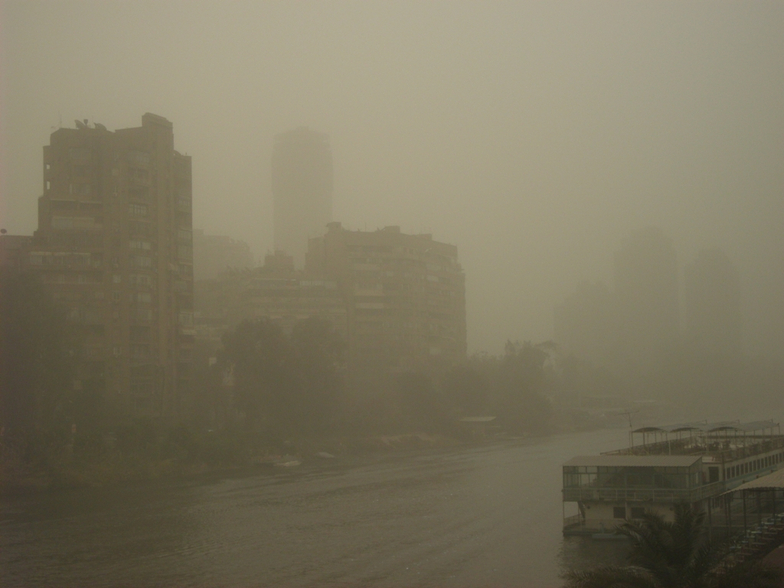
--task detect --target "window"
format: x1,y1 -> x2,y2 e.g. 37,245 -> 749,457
129,274 -> 153,287
133,308 -> 152,323
129,204 -> 147,216
630,507 -> 645,520
126,151 -> 150,166
130,256 -> 152,268
113,346 -> 122,357
135,292 -> 152,303
111,291 -> 121,302
613,507 -> 626,519
129,240 -> 152,251
113,274 -> 122,284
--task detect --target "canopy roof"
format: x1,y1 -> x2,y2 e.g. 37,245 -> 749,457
723,469 -> 784,493
564,455 -> 701,468
631,420 -> 779,435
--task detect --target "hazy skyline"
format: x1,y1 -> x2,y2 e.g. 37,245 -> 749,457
2,1 -> 782,356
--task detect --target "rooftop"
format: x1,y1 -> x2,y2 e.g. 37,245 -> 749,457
564,455 -> 701,468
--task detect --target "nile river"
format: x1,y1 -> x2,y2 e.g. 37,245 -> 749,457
1,428 -> 630,587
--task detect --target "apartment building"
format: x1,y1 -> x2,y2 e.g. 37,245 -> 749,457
30,114 -> 193,418
306,223 -> 466,378
195,251 -> 348,350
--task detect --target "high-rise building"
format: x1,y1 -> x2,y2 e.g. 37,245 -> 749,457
684,248 -> 741,356
613,227 -> 679,372
306,223 -> 467,378
29,114 -> 193,418
553,280 -> 618,369
271,127 -> 333,268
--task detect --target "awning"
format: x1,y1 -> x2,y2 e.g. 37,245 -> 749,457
722,469 -> 784,494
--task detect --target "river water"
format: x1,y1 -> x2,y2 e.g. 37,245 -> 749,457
1,428 -> 630,588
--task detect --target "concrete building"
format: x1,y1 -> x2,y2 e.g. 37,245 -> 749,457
29,114 -> 193,418
271,127 -> 333,268
0,234 -> 33,269
684,248 -> 742,356
192,228 -> 254,280
553,280 -> 618,370
194,250 -> 348,350
306,223 -> 467,379
613,227 -> 679,373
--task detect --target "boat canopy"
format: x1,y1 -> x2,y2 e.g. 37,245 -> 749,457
631,420 -> 779,435
721,468 -> 784,494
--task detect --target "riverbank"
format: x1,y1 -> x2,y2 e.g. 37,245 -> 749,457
1,409 -> 608,494
0,430 -> 474,493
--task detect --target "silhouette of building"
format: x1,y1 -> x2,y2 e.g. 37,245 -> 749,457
271,127 -> 333,268
306,223 -> 467,378
194,250 -> 348,350
684,248 -> 741,356
0,234 -> 33,269
553,280 -> 618,369
613,227 -> 679,373
192,228 -> 254,280
28,114 -> 193,418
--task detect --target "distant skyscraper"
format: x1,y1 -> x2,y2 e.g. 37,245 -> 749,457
271,128 -> 333,268
554,280 -> 618,369
614,227 -> 679,372
684,248 -> 741,356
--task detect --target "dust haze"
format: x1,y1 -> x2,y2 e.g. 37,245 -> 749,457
2,0 -> 783,358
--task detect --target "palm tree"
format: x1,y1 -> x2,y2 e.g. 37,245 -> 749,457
564,503 -> 781,588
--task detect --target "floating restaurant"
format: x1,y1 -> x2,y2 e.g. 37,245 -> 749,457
563,420 -> 784,536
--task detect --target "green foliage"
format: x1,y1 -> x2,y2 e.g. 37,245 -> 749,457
0,268 -> 76,432
393,372 -> 446,432
218,317 -> 345,435
442,364 -> 489,415
564,504 -> 781,588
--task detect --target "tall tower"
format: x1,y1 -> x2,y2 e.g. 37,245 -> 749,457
684,248 -> 741,356
613,227 -> 679,373
32,114 -> 193,419
271,127 -> 333,268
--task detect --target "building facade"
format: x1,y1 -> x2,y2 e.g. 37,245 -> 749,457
553,280 -> 618,370
306,223 -> 467,379
271,127 -> 333,268
192,228 -> 254,281
195,251 -> 348,351
684,248 -> 742,356
613,227 -> 679,373
30,114 -> 193,418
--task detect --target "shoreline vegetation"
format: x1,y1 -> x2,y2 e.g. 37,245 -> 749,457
0,420 -> 593,494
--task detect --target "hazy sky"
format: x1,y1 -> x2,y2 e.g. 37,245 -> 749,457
2,1 -> 782,356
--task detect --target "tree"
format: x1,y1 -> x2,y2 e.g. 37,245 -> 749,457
219,318 -> 293,431
289,317 -> 345,434
564,503 -> 781,588
442,364 -> 489,415
218,317 -> 346,435
0,269 -> 75,432
493,341 -> 554,434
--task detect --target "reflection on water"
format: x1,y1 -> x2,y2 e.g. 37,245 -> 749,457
558,535 -> 629,577
1,429 -> 629,588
